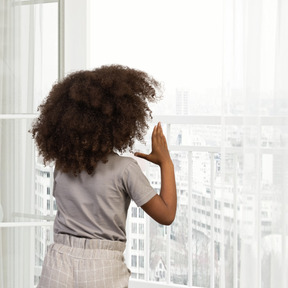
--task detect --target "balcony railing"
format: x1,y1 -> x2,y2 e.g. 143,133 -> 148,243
0,114 -> 287,288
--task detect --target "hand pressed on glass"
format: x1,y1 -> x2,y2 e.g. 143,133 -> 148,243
135,122 -> 177,225
135,122 -> 171,167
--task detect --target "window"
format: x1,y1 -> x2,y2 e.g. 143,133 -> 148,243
131,223 -> 137,234
131,207 -> 137,218
139,256 -> 144,268
132,239 -> 137,250
139,239 -> 144,251
131,255 -> 137,267
138,224 -> 144,234
1,1 -> 287,288
139,208 -> 144,218
138,273 -> 145,280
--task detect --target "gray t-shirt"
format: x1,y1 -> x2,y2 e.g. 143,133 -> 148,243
53,153 -> 156,242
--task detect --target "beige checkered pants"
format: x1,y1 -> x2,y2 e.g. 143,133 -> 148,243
37,234 -> 131,288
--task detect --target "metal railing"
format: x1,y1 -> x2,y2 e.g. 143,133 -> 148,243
1,114 -> 287,288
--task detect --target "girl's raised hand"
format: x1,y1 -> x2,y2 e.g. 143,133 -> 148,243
134,122 -> 172,166
135,122 -> 177,225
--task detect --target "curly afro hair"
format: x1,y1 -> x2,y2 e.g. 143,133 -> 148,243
31,64 -> 161,175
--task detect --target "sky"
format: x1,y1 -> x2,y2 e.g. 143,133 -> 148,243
88,0 -> 278,116
89,0 -> 224,94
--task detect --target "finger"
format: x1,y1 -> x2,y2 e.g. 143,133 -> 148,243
152,124 -> 159,145
152,125 -> 157,139
157,122 -> 164,137
157,123 -> 166,142
155,122 -> 161,139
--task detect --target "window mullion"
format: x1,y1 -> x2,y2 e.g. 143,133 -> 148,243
58,0 -> 65,80
210,152 -> 215,287
233,153 -> 238,288
0,222 -> 53,228
188,151 -> 193,286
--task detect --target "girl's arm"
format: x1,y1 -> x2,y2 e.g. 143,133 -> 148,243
134,122 -> 177,225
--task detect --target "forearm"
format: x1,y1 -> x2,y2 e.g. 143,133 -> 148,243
159,160 -> 177,222
136,122 -> 177,225
141,160 -> 177,225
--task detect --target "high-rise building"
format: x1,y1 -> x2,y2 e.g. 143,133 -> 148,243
176,89 -> 190,115
34,161 -> 56,281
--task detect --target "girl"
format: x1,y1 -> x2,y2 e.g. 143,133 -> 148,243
31,65 -> 177,287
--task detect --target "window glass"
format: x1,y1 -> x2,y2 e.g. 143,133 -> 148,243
131,255 -> 137,267
131,223 -> 137,234
139,239 -> 144,251
131,207 -> 138,218
139,224 -> 144,234
132,239 -> 137,250
139,256 -> 144,268
139,208 -> 144,218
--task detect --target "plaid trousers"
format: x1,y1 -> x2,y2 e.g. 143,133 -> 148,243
37,234 -> 131,288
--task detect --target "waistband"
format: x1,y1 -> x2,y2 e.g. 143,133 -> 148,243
52,234 -> 126,260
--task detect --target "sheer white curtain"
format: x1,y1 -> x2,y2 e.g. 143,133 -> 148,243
0,2 -> 36,287
0,1 -> 54,287
221,0 -> 288,287
88,1 -> 287,287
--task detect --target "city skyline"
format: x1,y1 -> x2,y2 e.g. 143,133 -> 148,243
32,87 -> 283,286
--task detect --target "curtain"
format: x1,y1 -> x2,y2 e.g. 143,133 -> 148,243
0,1 -> 57,287
89,1 -> 288,287
221,0 -> 288,287
0,2 -> 35,287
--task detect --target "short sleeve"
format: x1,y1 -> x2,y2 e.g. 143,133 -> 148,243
122,159 -> 157,207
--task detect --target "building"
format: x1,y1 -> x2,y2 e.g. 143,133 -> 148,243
34,160 -> 56,281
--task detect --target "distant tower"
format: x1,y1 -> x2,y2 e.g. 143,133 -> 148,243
176,89 -> 190,115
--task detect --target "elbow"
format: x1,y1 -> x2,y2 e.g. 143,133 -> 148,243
161,213 -> 176,226
159,202 -> 177,225
164,206 -> 177,225
162,219 -> 174,226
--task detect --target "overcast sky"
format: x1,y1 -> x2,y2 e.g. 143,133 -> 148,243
89,0 -> 223,92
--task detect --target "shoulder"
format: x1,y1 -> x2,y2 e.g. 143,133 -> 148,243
107,153 -> 148,181
108,152 -> 138,167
